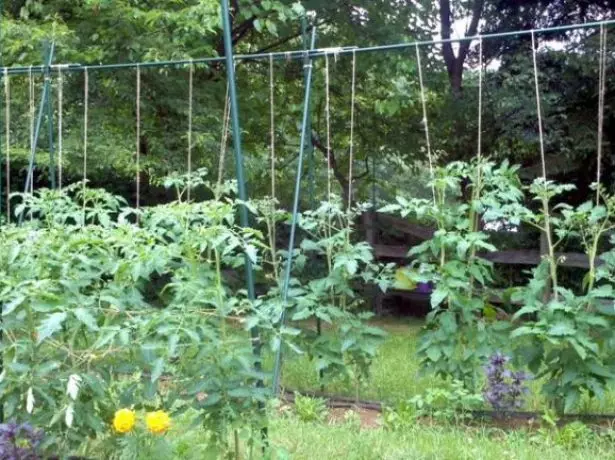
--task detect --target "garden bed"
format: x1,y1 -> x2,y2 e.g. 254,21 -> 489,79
283,389 -> 615,430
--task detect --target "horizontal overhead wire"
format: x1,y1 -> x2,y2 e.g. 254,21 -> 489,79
1,19 -> 614,76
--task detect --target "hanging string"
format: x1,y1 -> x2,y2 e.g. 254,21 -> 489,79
347,50 -> 356,213
187,60 -> 193,202
477,37 -> 483,161
216,81 -> 231,198
269,53 -> 278,279
83,68 -> 89,222
28,66 -> 34,221
4,68 -> 10,222
135,65 -> 141,211
269,53 -> 276,200
596,24 -> 607,204
57,68 -> 63,191
28,66 -> 34,199
531,31 -> 547,180
470,37 -> 485,240
325,53 -> 332,201
415,44 -> 436,203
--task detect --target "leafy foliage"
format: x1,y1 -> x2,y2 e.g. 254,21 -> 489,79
0,171 -> 389,455
292,393 -> 328,423
381,159 -> 522,389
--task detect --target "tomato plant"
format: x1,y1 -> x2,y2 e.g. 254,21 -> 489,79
0,171 -> 391,455
381,160 -> 522,390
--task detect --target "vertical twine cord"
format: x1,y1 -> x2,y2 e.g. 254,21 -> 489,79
4,69 -> 10,222
477,37 -> 483,161
187,60 -> 193,201
531,31 -> 547,180
471,37 -> 485,240
136,65 -> 141,211
83,68 -> 89,222
596,24 -> 607,204
269,54 -> 276,200
57,69 -> 63,191
28,66 -> 34,198
531,30 -> 558,299
216,82 -> 231,198
347,50 -> 356,213
415,44 -> 435,204
325,54 -> 332,201
28,67 -> 34,221
269,53 -> 278,277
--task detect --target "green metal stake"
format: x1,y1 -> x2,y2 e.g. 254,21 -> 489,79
21,42 -> 55,202
219,0 -> 262,368
44,41 -> 56,190
302,16 -> 315,207
272,25 -> 318,396
300,15 -> 324,386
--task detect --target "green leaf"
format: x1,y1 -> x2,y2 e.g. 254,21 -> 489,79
430,288 -> 447,308
168,334 -> 180,356
2,295 -> 25,316
245,245 -> 257,264
37,312 -> 67,344
377,204 -> 401,214
510,326 -> 535,338
341,338 -> 355,352
568,339 -> 587,360
564,391 -> 579,414
151,358 -> 165,382
547,322 -> 576,336
512,305 -> 539,320
457,240 -> 470,259
73,308 -> 99,331
425,347 -> 442,362
291,309 -> 313,321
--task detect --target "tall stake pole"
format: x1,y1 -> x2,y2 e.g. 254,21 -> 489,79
301,14 -> 323,386
272,25 -> 318,396
44,41 -> 56,189
21,42 -> 55,202
219,0 -> 261,369
302,16 -> 314,206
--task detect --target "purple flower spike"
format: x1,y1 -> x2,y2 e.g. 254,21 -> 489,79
483,353 -> 531,411
0,421 -> 44,460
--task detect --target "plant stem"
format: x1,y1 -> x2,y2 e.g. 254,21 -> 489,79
541,197 -> 559,301
467,164 -> 483,297
234,429 -> 240,460
214,248 -> 226,339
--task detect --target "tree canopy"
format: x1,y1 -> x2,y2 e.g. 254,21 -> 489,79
0,0 -> 613,211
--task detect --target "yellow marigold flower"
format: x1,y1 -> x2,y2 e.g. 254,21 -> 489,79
145,410 -> 171,434
113,408 -> 136,434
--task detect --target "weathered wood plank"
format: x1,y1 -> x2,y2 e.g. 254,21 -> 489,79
372,244 -> 411,259
480,250 -> 598,269
385,288 -> 519,305
375,213 -> 435,240
372,244 -> 599,269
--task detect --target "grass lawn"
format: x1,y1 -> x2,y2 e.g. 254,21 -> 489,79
274,317 -> 615,415
273,317 -> 434,403
161,411 -> 615,460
